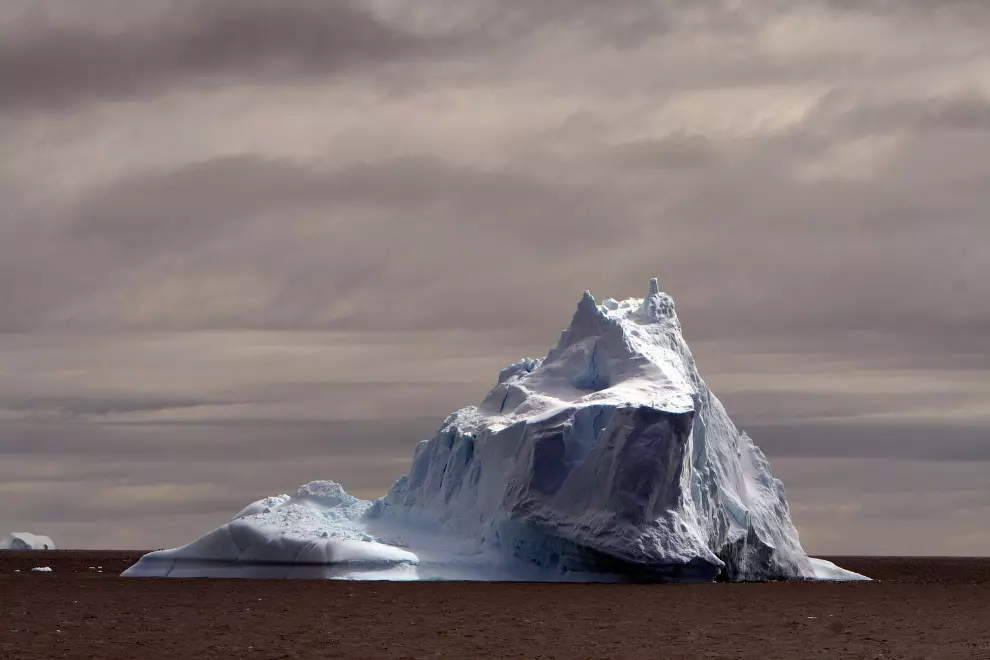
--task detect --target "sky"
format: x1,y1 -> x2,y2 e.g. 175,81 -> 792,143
0,0 -> 988,554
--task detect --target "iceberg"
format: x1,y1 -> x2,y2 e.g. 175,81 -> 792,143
1,533 -> 56,550
124,281 -> 867,582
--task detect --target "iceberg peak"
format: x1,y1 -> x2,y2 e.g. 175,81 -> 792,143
579,289 -> 597,310
639,277 -> 676,322
647,276 -> 661,298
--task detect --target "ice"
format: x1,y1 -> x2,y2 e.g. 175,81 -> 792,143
125,281 -> 868,582
124,481 -> 419,579
30,566 -> 53,572
808,557 -> 870,581
1,533 -> 56,550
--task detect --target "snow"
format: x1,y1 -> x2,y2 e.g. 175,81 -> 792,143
30,566 -> 53,572
124,280 -> 868,582
1,533 -> 56,550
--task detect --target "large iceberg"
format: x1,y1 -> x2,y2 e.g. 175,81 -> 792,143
1,532 -> 56,550
125,281 -> 866,582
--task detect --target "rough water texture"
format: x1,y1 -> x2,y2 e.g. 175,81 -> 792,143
125,281 -> 866,582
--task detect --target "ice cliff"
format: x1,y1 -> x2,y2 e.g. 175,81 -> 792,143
124,281 -> 866,582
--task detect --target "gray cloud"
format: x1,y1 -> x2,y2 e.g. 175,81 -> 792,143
1,0 -> 988,552
0,418 -> 438,463
772,456 -> 990,555
10,0 -> 970,115
608,133 -> 717,170
746,422 -> 990,462
0,417 -> 434,546
2,153 -> 626,333
809,89 -> 990,137
0,0 -> 440,111
66,156 -> 333,253
0,395 -> 220,417
8,97 -> 989,342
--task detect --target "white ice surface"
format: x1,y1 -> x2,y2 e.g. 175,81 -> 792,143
808,558 -> 870,581
125,281 -> 868,583
30,566 -> 53,572
1,533 -> 56,550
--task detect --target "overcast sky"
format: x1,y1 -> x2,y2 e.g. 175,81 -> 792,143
1,0 -> 988,554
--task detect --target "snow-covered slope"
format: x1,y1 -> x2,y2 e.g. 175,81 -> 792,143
124,281 -> 867,582
1,532 -> 56,550
126,482 -> 420,579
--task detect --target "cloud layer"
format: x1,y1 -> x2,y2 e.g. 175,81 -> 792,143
1,0 -> 988,552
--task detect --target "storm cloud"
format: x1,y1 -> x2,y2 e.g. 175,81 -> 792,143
1,0 -> 988,552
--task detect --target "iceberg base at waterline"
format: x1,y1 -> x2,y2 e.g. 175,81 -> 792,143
123,481 -> 865,582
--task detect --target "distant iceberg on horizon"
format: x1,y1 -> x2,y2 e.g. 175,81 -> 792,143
1,532 -> 56,550
124,280 -> 867,582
